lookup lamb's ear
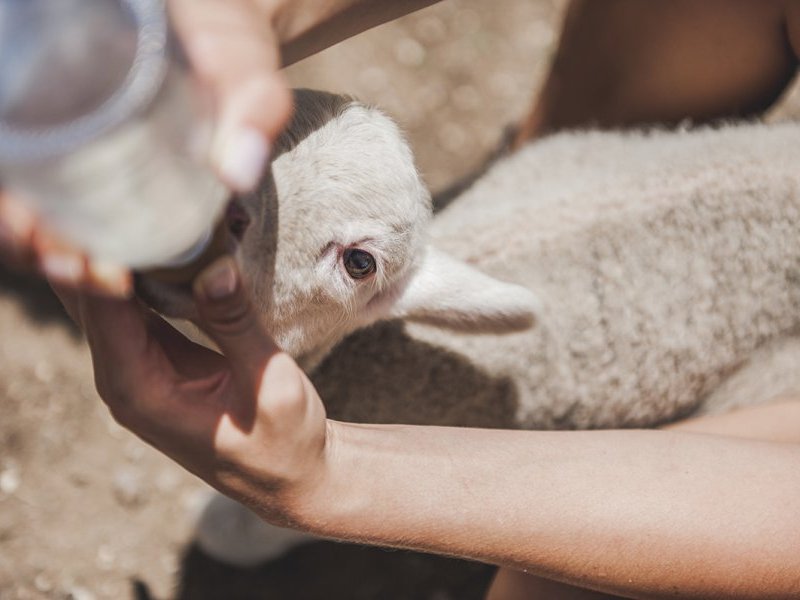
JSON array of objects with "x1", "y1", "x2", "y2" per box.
[{"x1": 389, "y1": 247, "x2": 541, "y2": 332}]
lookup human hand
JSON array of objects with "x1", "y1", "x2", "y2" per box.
[
  {"x1": 52, "y1": 256, "x2": 329, "y2": 525},
  {"x1": 0, "y1": 0, "x2": 292, "y2": 296}
]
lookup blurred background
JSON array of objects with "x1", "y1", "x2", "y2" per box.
[{"x1": 2, "y1": 1, "x2": 800, "y2": 598}]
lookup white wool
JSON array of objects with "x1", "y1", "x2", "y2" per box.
[{"x1": 312, "y1": 120, "x2": 800, "y2": 429}]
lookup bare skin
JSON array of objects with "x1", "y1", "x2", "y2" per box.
[
  {"x1": 515, "y1": 0, "x2": 800, "y2": 144},
  {"x1": 5, "y1": 0, "x2": 800, "y2": 597}
]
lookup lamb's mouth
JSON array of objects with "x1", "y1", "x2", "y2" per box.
[{"x1": 134, "y1": 197, "x2": 251, "y2": 320}]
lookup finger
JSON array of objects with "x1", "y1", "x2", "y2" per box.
[
  {"x1": 193, "y1": 256, "x2": 283, "y2": 397},
  {"x1": 211, "y1": 74, "x2": 291, "y2": 192},
  {"x1": 4, "y1": 206, "x2": 132, "y2": 298},
  {"x1": 169, "y1": 0, "x2": 293, "y2": 191},
  {"x1": 33, "y1": 227, "x2": 86, "y2": 287},
  {"x1": 0, "y1": 193, "x2": 37, "y2": 267},
  {"x1": 86, "y1": 259, "x2": 133, "y2": 298}
]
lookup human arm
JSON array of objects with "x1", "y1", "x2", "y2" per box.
[
  {"x1": 515, "y1": 0, "x2": 800, "y2": 145},
  {"x1": 485, "y1": 399, "x2": 800, "y2": 600},
  {"x1": 55, "y1": 257, "x2": 800, "y2": 600},
  {"x1": 318, "y1": 415, "x2": 800, "y2": 599}
]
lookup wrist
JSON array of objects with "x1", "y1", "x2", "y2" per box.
[
  {"x1": 277, "y1": 418, "x2": 358, "y2": 534},
  {"x1": 233, "y1": 418, "x2": 350, "y2": 533},
  {"x1": 284, "y1": 420, "x2": 455, "y2": 548}
]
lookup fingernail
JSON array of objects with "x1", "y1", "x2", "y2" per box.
[
  {"x1": 198, "y1": 258, "x2": 238, "y2": 301},
  {"x1": 90, "y1": 260, "x2": 132, "y2": 297},
  {"x1": 215, "y1": 127, "x2": 270, "y2": 192},
  {"x1": 42, "y1": 253, "x2": 84, "y2": 284}
]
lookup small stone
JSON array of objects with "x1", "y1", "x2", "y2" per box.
[
  {"x1": 33, "y1": 573, "x2": 53, "y2": 593},
  {"x1": 112, "y1": 468, "x2": 147, "y2": 508},
  {"x1": 0, "y1": 465, "x2": 20, "y2": 495},
  {"x1": 33, "y1": 361, "x2": 55, "y2": 383},
  {"x1": 66, "y1": 586, "x2": 96, "y2": 600},
  {"x1": 96, "y1": 545, "x2": 115, "y2": 570}
]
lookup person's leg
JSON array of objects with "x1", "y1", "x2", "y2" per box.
[{"x1": 515, "y1": 0, "x2": 799, "y2": 145}]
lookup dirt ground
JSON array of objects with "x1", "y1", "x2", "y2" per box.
[{"x1": 3, "y1": 1, "x2": 800, "y2": 599}]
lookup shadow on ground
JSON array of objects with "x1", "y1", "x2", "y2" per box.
[
  {"x1": 0, "y1": 263, "x2": 77, "y2": 333},
  {"x1": 170, "y1": 542, "x2": 494, "y2": 600}
]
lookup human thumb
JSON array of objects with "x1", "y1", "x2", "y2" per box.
[{"x1": 193, "y1": 256, "x2": 279, "y2": 395}]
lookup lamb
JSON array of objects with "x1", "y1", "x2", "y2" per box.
[
  {"x1": 314, "y1": 118, "x2": 800, "y2": 430},
  {"x1": 155, "y1": 89, "x2": 800, "y2": 565}
]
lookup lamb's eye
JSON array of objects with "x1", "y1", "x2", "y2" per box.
[{"x1": 343, "y1": 248, "x2": 376, "y2": 279}]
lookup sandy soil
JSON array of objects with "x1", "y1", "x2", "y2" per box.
[{"x1": 2, "y1": 1, "x2": 800, "y2": 598}]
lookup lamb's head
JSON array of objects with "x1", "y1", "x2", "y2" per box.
[
  {"x1": 236, "y1": 90, "x2": 540, "y2": 367},
  {"x1": 142, "y1": 89, "x2": 539, "y2": 368}
]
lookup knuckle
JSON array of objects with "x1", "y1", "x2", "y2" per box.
[
  {"x1": 206, "y1": 298, "x2": 257, "y2": 336},
  {"x1": 261, "y1": 359, "x2": 308, "y2": 421}
]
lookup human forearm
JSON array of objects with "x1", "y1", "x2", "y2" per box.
[
  {"x1": 270, "y1": 0, "x2": 442, "y2": 65},
  {"x1": 306, "y1": 422, "x2": 800, "y2": 599},
  {"x1": 664, "y1": 399, "x2": 800, "y2": 443}
]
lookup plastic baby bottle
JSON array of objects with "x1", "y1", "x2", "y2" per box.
[{"x1": 0, "y1": 0, "x2": 229, "y2": 272}]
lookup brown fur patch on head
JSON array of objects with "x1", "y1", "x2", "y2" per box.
[{"x1": 272, "y1": 89, "x2": 356, "y2": 160}]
